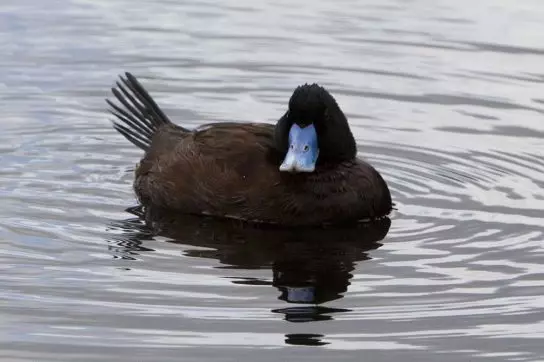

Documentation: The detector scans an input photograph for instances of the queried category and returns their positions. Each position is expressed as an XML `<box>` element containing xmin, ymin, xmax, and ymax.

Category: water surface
<box><xmin>1</xmin><ymin>0</ymin><xmax>544</xmax><ymax>361</ymax></box>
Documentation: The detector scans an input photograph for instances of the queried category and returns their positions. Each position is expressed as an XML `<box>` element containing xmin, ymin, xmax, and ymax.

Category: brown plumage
<box><xmin>107</xmin><ymin>72</ymin><xmax>393</xmax><ymax>226</ymax></box>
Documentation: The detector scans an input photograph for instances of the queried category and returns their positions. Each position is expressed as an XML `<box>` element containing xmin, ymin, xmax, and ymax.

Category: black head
<box><xmin>274</xmin><ymin>84</ymin><xmax>357</xmax><ymax>171</ymax></box>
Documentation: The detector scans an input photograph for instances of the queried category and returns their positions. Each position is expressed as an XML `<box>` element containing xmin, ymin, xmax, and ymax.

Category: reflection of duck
<box><xmin>109</xmin><ymin>206</ymin><xmax>391</xmax><ymax>323</ymax></box>
<box><xmin>107</xmin><ymin>73</ymin><xmax>392</xmax><ymax>226</ymax></box>
<box><xmin>285</xmin><ymin>333</ymin><xmax>328</xmax><ymax>346</ymax></box>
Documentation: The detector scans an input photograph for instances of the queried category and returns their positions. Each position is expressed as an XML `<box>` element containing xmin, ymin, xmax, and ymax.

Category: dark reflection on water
<box><xmin>110</xmin><ymin>205</ymin><xmax>390</xmax><ymax>326</ymax></box>
<box><xmin>285</xmin><ymin>333</ymin><xmax>329</xmax><ymax>346</ymax></box>
<box><xmin>274</xmin><ymin>306</ymin><xmax>351</xmax><ymax>324</ymax></box>
<box><xmin>107</xmin><ymin>217</ymin><xmax>156</xmax><ymax>261</ymax></box>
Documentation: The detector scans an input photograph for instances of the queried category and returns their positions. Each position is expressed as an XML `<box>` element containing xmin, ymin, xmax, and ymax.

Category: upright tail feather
<box><xmin>107</xmin><ymin>72</ymin><xmax>187</xmax><ymax>151</ymax></box>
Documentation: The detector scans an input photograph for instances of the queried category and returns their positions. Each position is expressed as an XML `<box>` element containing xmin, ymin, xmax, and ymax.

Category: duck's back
<box><xmin>134</xmin><ymin>122</ymin><xmax>391</xmax><ymax>226</ymax></box>
<box><xmin>134</xmin><ymin>122</ymin><xmax>279</xmax><ymax>216</ymax></box>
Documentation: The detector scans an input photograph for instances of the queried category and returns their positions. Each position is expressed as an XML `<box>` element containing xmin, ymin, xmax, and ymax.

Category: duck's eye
<box><xmin>303</xmin><ymin>145</ymin><xmax>310</xmax><ymax>152</ymax></box>
<box><xmin>290</xmin><ymin>144</ymin><xmax>295</xmax><ymax>149</ymax></box>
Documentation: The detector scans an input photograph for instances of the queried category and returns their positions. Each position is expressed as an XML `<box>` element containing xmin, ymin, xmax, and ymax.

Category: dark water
<box><xmin>1</xmin><ymin>0</ymin><xmax>544</xmax><ymax>361</ymax></box>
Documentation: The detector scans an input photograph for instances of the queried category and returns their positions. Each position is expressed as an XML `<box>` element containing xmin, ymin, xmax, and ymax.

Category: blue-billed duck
<box><xmin>107</xmin><ymin>73</ymin><xmax>392</xmax><ymax>226</ymax></box>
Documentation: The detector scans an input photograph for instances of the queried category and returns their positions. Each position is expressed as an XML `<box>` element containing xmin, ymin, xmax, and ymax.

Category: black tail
<box><xmin>107</xmin><ymin>72</ymin><xmax>186</xmax><ymax>151</ymax></box>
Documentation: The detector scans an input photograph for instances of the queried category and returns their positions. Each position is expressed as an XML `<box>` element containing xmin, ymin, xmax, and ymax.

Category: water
<box><xmin>1</xmin><ymin>0</ymin><xmax>543</xmax><ymax>361</ymax></box>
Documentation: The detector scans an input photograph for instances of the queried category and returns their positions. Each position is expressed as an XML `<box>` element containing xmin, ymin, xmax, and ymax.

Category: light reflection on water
<box><xmin>1</xmin><ymin>0</ymin><xmax>543</xmax><ymax>361</ymax></box>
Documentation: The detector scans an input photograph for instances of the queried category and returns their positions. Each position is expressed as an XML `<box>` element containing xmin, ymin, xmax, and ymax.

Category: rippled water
<box><xmin>1</xmin><ymin>0</ymin><xmax>544</xmax><ymax>361</ymax></box>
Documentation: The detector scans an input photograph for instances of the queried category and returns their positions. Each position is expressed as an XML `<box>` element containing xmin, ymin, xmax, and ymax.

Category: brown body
<box><xmin>108</xmin><ymin>73</ymin><xmax>393</xmax><ymax>227</ymax></box>
<box><xmin>134</xmin><ymin>122</ymin><xmax>391</xmax><ymax>226</ymax></box>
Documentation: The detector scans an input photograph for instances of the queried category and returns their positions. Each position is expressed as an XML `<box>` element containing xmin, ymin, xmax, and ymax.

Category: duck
<box><xmin>107</xmin><ymin>72</ymin><xmax>392</xmax><ymax>227</ymax></box>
